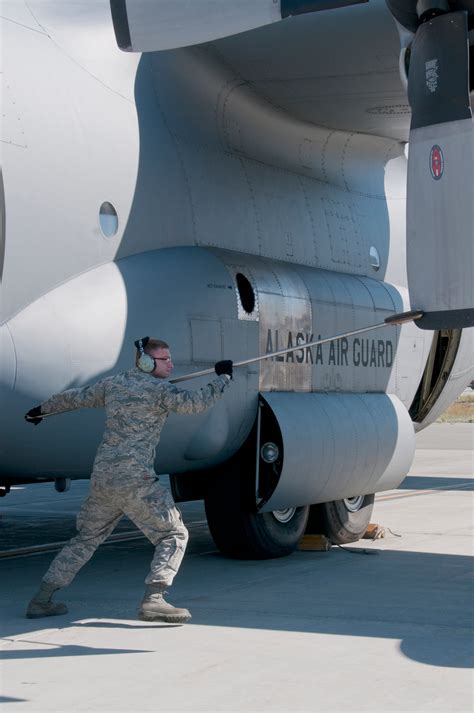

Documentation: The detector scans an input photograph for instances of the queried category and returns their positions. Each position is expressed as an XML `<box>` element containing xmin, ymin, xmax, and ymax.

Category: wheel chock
<box><xmin>362</xmin><ymin>523</ymin><xmax>385</xmax><ymax>540</ymax></box>
<box><xmin>297</xmin><ymin>534</ymin><xmax>332</xmax><ymax>551</ymax></box>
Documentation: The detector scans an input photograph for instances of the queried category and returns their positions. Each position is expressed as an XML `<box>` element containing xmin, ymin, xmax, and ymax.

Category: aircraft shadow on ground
<box><xmin>0</xmin><ymin>644</ymin><xmax>152</xmax><ymax>660</ymax></box>
<box><xmin>3</xmin><ymin>548</ymin><xmax>472</xmax><ymax>669</ymax></box>
<box><xmin>399</xmin><ymin>476</ymin><xmax>474</xmax><ymax>491</ymax></box>
<box><xmin>180</xmin><ymin>548</ymin><xmax>474</xmax><ymax>671</ymax></box>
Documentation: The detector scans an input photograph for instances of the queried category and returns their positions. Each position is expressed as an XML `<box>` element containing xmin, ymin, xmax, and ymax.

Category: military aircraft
<box><xmin>1</xmin><ymin>0</ymin><xmax>472</xmax><ymax>558</ymax></box>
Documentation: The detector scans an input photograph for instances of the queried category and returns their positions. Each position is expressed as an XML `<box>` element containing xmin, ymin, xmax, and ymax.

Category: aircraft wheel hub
<box><xmin>271</xmin><ymin>507</ymin><xmax>297</xmax><ymax>524</ymax></box>
<box><xmin>343</xmin><ymin>495</ymin><xmax>365</xmax><ymax>512</ymax></box>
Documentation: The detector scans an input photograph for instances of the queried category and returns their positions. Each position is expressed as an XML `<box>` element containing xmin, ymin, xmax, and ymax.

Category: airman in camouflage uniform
<box><xmin>25</xmin><ymin>338</ymin><xmax>233</xmax><ymax>623</ymax></box>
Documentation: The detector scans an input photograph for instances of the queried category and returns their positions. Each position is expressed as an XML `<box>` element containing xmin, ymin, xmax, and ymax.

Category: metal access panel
<box><xmin>257</xmin><ymin>391</ymin><xmax>415</xmax><ymax>512</ymax></box>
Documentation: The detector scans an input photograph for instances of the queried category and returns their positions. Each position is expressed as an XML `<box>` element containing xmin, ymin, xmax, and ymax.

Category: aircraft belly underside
<box><xmin>1</xmin><ymin>246</ymin><xmax>424</xmax><ymax>493</ymax></box>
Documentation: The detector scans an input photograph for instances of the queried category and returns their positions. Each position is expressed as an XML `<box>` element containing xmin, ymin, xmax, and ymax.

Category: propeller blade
<box><xmin>406</xmin><ymin>11</ymin><xmax>474</xmax><ymax>329</ymax></box>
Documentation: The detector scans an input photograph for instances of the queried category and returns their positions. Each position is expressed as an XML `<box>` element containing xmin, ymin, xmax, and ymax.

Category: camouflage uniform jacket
<box><xmin>40</xmin><ymin>369</ymin><xmax>230</xmax><ymax>483</ymax></box>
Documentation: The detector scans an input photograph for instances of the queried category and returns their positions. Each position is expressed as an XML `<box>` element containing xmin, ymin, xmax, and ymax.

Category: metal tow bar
<box><xmin>29</xmin><ymin>310</ymin><xmax>423</xmax><ymax>419</ymax></box>
<box><xmin>170</xmin><ymin>309</ymin><xmax>423</xmax><ymax>383</ymax></box>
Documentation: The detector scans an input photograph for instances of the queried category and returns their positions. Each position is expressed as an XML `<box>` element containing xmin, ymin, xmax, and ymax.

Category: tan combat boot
<box><xmin>138</xmin><ymin>584</ymin><xmax>191</xmax><ymax>623</ymax></box>
<box><xmin>26</xmin><ymin>581</ymin><xmax>68</xmax><ymax>619</ymax></box>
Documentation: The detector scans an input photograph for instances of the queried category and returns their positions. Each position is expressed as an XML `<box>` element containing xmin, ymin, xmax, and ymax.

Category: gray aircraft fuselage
<box><xmin>0</xmin><ymin>1</ymin><xmax>472</xmax><ymax>510</ymax></box>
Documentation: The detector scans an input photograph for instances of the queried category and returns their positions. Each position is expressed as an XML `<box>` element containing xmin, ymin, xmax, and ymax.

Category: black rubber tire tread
<box><xmin>204</xmin><ymin>461</ymin><xmax>309</xmax><ymax>559</ymax></box>
<box><xmin>308</xmin><ymin>495</ymin><xmax>375</xmax><ymax>544</ymax></box>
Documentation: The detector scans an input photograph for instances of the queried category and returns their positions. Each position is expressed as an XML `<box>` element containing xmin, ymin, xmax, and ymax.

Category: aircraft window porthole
<box><xmin>236</xmin><ymin>273</ymin><xmax>255</xmax><ymax>314</ymax></box>
<box><xmin>99</xmin><ymin>202</ymin><xmax>118</xmax><ymax>238</ymax></box>
<box><xmin>369</xmin><ymin>246</ymin><xmax>380</xmax><ymax>271</ymax></box>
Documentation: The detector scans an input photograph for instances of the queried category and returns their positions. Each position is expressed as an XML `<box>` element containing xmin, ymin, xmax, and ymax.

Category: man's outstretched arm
<box><xmin>156</xmin><ymin>361</ymin><xmax>233</xmax><ymax>415</ymax></box>
<box><xmin>157</xmin><ymin>376</ymin><xmax>230</xmax><ymax>415</ymax></box>
<box><xmin>25</xmin><ymin>381</ymin><xmax>106</xmax><ymax>425</ymax></box>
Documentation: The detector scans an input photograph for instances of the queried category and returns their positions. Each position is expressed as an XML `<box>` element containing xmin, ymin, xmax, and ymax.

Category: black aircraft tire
<box><xmin>307</xmin><ymin>495</ymin><xmax>375</xmax><ymax>544</ymax></box>
<box><xmin>204</xmin><ymin>462</ymin><xmax>309</xmax><ymax>559</ymax></box>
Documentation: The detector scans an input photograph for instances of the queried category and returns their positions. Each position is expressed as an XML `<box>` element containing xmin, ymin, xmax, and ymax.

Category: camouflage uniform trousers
<box><xmin>43</xmin><ymin>477</ymin><xmax>189</xmax><ymax>589</ymax></box>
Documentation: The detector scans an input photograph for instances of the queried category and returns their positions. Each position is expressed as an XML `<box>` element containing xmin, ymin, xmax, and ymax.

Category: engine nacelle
<box><xmin>256</xmin><ymin>391</ymin><xmax>415</xmax><ymax>510</ymax></box>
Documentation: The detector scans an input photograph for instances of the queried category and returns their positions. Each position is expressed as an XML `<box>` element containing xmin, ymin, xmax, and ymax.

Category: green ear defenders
<box><xmin>134</xmin><ymin>336</ymin><xmax>155</xmax><ymax>373</ymax></box>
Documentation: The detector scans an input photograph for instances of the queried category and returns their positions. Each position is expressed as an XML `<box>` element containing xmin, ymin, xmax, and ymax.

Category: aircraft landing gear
<box><xmin>204</xmin><ymin>460</ymin><xmax>309</xmax><ymax>559</ymax></box>
<box><xmin>306</xmin><ymin>494</ymin><xmax>375</xmax><ymax>544</ymax></box>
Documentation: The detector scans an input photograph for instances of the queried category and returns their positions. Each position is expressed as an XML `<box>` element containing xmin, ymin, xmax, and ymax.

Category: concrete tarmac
<box><xmin>0</xmin><ymin>423</ymin><xmax>472</xmax><ymax>712</ymax></box>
